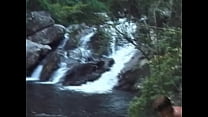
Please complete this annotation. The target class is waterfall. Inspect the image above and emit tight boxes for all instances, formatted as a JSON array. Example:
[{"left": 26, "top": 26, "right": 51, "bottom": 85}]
[
  {"left": 59, "top": 18, "right": 138, "bottom": 94},
  {"left": 27, "top": 17, "right": 138, "bottom": 94},
  {"left": 31, "top": 65, "right": 43, "bottom": 78},
  {"left": 61, "top": 44, "right": 137, "bottom": 93},
  {"left": 79, "top": 32, "right": 95, "bottom": 47},
  {"left": 110, "top": 33, "right": 116, "bottom": 55},
  {"left": 36, "top": 31, "right": 96, "bottom": 84},
  {"left": 26, "top": 65, "right": 43, "bottom": 81},
  {"left": 75, "top": 31, "right": 95, "bottom": 62},
  {"left": 26, "top": 33, "right": 69, "bottom": 82},
  {"left": 58, "top": 33, "right": 69, "bottom": 49},
  {"left": 37, "top": 62, "right": 69, "bottom": 85},
  {"left": 49, "top": 63, "right": 68, "bottom": 84}
]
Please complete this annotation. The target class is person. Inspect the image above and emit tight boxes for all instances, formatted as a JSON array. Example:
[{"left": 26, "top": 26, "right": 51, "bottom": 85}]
[{"left": 152, "top": 95, "right": 182, "bottom": 117}]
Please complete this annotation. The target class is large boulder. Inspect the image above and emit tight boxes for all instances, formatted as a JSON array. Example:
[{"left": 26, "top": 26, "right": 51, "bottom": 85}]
[
  {"left": 62, "top": 63, "right": 98, "bottom": 85},
  {"left": 97, "top": 57, "right": 115, "bottom": 71},
  {"left": 26, "top": 40, "right": 51, "bottom": 75},
  {"left": 63, "top": 34, "right": 78, "bottom": 50},
  {"left": 27, "top": 24, "right": 65, "bottom": 48},
  {"left": 39, "top": 50, "right": 61, "bottom": 81},
  {"left": 114, "top": 51, "right": 150, "bottom": 92},
  {"left": 26, "top": 11, "right": 55, "bottom": 36},
  {"left": 62, "top": 58, "right": 114, "bottom": 86}
]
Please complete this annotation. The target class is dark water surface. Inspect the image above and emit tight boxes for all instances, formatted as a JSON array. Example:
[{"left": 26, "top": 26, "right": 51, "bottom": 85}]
[{"left": 26, "top": 82, "right": 135, "bottom": 117}]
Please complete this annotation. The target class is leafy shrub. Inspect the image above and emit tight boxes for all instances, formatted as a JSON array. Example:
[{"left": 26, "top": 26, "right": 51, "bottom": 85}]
[{"left": 128, "top": 27, "right": 182, "bottom": 117}]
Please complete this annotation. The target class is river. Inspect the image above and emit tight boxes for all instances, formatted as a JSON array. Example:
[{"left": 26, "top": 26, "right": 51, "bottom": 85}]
[{"left": 26, "top": 82, "right": 134, "bottom": 117}]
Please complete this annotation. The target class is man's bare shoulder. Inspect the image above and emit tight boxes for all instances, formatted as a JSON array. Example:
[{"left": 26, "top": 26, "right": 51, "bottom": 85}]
[{"left": 173, "top": 106, "right": 182, "bottom": 117}]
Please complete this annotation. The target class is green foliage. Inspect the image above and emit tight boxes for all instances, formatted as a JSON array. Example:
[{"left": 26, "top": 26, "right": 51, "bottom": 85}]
[
  {"left": 102, "top": 0, "right": 164, "bottom": 19},
  {"left": 128, "top": 27, "right": 182, "bottom": 117},
  {"left": 43, "top": 1, "right": 87, "bottom": 25},
  {"left": 82, "top": 0, "right": 108, "bottom": 12},
  {"left": 127, "top": 1, "right": 182, "bottom": 117},
  {"left": 154, "top": 27, "right": 181, "bottom": 55},
  {"left": 26, "top": 0, "right": 43, "bottom": 11},
  {"left": 105, "top": 0, "right": 180, "bottom": 26},
  {"left": 27, "top": 0, "right": 108, "bottom": 25},
  {"left": 107, "top": 0, "right": 127, "bottom": 17},
  {"left": 27, "top": 0, "right": 181, "bottom": 26},
  {"left": 102, "top": 0, "right": 140, "bottom": 18}
]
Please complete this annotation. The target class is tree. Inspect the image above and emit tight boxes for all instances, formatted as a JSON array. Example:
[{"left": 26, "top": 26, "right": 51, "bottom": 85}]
[
  {"left": 126, "top": 0, "right": 182, "bottom": 116},
  {"left": 128, "top": 27, "right": 182, "bottom": 117}
]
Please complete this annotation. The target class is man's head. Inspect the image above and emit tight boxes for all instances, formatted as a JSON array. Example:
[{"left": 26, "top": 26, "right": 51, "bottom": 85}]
[{"left": 152, "top": 96, "right": 174, "bottom": 117}]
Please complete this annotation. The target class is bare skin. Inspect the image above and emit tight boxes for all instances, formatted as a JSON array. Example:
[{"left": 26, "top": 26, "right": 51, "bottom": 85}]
[
  {"left": 158, "top": 106, "right": 182, "bottom": 117},
  {"left": 173, "top": 106, "right": 182, "bottom": 117}
]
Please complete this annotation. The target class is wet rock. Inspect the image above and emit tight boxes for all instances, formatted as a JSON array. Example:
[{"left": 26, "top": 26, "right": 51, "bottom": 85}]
[
  {"left": 62, "top": 58, "right": 115, "bottom": 86},
  {"left": 39, "top": 51, "right": 61, "bottom": 81},
  {"left": 114, "top": 51, "right": 150, "bottom": 92},
  {"left": 26, "top": 40, "right": 51, "bottom": 75},
  {"left": 26, "top": 11, "right": 55, "bottom": 36},
  {"left": 63, "top": 38, "right": 78, "bottom": 50},
  {"left": 27, "top": 24, "right": 65, "bottom": 48},
  {"left": 62, "top": 63, "right": 98, "bottom": 85}
]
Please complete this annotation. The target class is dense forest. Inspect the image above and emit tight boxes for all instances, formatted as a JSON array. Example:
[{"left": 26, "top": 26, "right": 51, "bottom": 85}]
[{"left": 27, "top": 0, "right": 182, "bottom": 117}]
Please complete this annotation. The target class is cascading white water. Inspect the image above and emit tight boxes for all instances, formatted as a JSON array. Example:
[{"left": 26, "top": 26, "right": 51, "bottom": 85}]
[
  {"left": 27, "top": 17, "right": 139, "bottom": 94},
  {"left": 58, "top": 33, "right": 70, "bottom": 49},
  {"left": 37, "top": 31, "right": 96, "bottom": 84},
  {"left": 60, "top": 18, "right": 138, "bottom": 93},
  {"left": 26, "top": 65, "right": 43, "bottom": 81},
  {"left": 74, "top": 32, "right": 95, "bottom": 62},
  {"left": 37, "top": 62, "right": 69, "bottom": 84},
  {"left": 65, "top": 31, "right": 95, "bottom": 63},
  {"left": 31, "top": 65, "right": 43, "bottom": 78},
  {"left": 61, "top": 44, "right": 138, "bottom": 93},
  {"left": 79, "top": 32, "right": 95, "bottom": 46},
  {"left": 26, "top": 33, "right": 70, "bottom": 82},
  {"left": 49, "top": 63, "right": 68, "bottom": 83}
]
